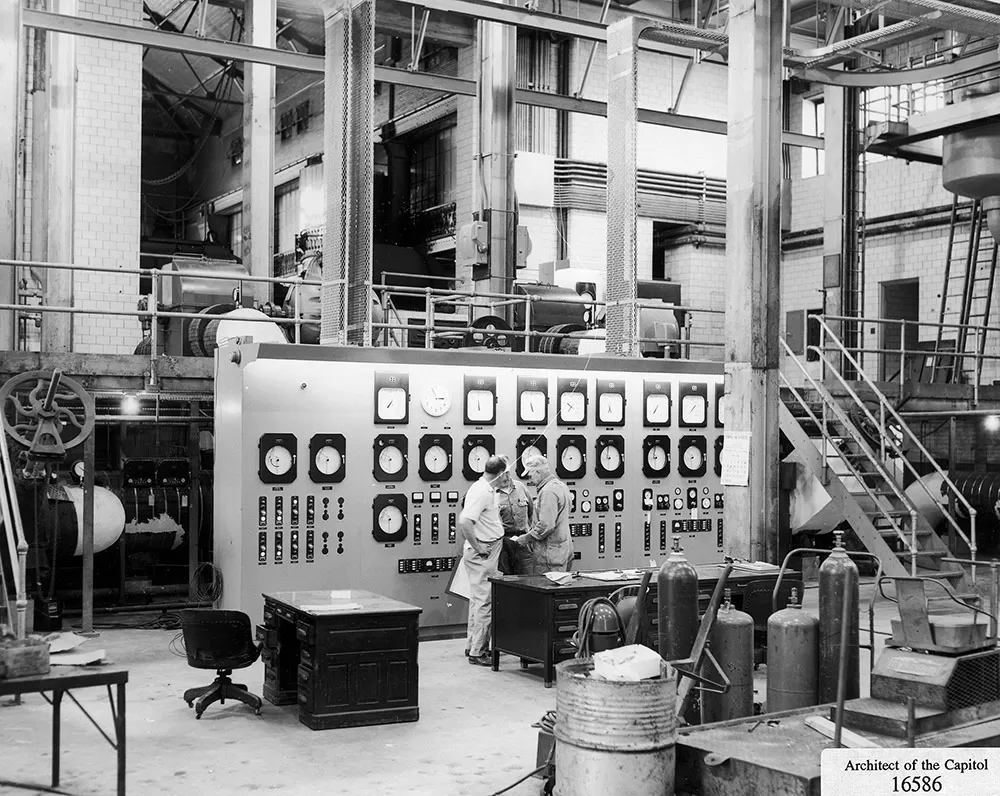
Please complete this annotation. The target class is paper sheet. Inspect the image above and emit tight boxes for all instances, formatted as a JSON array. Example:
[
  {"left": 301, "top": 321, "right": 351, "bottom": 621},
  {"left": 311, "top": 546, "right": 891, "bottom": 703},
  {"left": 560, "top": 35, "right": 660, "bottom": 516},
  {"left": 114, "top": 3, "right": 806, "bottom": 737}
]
[
  {"left": 300, "top": 603, "right": 363, "bottom": 612},
  {"left": 45, "top": 632, "right": 88, "bottom": 654},
  {"left": 51, "top": 649, "right": 106, "bottom": 666},
  {"left": 721, "top": 432, "right": 752, "bottom": 486}
]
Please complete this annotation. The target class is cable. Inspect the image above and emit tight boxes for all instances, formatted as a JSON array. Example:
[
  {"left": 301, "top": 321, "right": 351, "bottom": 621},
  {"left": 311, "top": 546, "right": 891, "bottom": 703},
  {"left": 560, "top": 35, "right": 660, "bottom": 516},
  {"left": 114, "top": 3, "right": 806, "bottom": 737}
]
[
  {"left": 0, "top": 779, "right": 81, "bottom": 796},
  {"left": 190, "top": 561, "right": 223, "bottom": 604},
  {"left": 488, "top": 764, "right": 550, "bottom": 796}
]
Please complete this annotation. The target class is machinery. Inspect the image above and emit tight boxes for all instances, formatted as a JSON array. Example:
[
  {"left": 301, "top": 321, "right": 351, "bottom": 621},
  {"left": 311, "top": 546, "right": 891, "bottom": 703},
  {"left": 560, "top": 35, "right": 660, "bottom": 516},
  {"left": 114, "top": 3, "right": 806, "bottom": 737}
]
[{"left": 214, "top": 343, "right": 727, "bottom": 628}]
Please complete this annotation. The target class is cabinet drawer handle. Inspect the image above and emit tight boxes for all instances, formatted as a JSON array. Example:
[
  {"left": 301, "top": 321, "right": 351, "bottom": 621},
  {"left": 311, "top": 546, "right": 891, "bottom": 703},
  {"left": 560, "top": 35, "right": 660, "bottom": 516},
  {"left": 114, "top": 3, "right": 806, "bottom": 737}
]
[
  {"left": 557, "top": 625, "right": 576, "bottom": 633},
  {"left": 556, "top": 602, "right": 579, "bottom": 611},
  {"left": 556, "top": 646, "right": 576, "bottom": 655}
]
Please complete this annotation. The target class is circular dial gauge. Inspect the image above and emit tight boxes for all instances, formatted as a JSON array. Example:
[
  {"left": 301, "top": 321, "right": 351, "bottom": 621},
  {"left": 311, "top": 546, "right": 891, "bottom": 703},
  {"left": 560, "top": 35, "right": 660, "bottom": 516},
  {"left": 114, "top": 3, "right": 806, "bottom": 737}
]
[
  {"left": 264, "top": 445, "right": 293, "bottom": 476},
  {"left": 71, "top": 460, "right": 86, "bottom": 480},
  {"left": 521, "top": 445, "right": 543, "bottom": 468},
  {"left": 646, "top": 444, "right": 667, "bottom": 471},
  {"left": 560, "top": 444, "right": 583, "bottom": 472},
  {"left": 314, "top": 445, "right": 342, "bottom": 476},
  {"left": 378, "top": 505, "right": 404, "bottom": 535},
  {"left": 701, "top": 497, "right": 712, "bottom": 510},
  {"left": 467, "top": 445, "right": 490, "bottom": 474},
  {"left": 599, "top": 444, "right": 622, "bottom": 471},
  {"left": 423, "top": 444, "right": 449, "bottom": 474},
  {"left": 580, "top": 499, "right": 593, "bottom": 513},
  {"left": 559, "top": 392, "right": 585, "bottom": 424},
  {"left": 673, "top": 497, "right": 684, "bottom": 510},
  {"left": 645, "top": 394, "right": 670, "bottom": 425},
  {"left": 378, "top": 445, "right": 405, "bottom": 475},
  {"left": 683, "top": 444, "right": 704, "bottom": 471},
  {"left": 421, "top": 384, "right": 452, "bottom": 417},
  {"left": 681, "top": 394, "right": 707, "bottom": 425}
]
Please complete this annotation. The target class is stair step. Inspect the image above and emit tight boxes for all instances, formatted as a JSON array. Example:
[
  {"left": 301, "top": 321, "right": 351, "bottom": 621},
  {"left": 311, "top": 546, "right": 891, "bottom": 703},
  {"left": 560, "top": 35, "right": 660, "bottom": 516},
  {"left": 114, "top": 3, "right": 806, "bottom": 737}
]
[
  {"left": 897, "top": 550, "right": 947, "bottom": 559},
  {"left": 877, "top": 528, "right": 931, "bottom": 538}
]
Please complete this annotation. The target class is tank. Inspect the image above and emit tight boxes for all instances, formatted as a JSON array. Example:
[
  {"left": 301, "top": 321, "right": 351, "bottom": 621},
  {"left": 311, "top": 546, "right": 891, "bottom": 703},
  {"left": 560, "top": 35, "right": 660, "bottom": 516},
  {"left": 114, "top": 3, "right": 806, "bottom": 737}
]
[
  {"left": 766, "top": 587, "right": 819, "bottom": 712},
  {"left": 818, "top": 532, "right": 860, "bottom": 703},
  {"left": 554, "top": 658, "right": 677, "bottom": 796},
  {"left": 588, "top": 602, "right": 624, "bottom": 653},
  {"left": 62, "top": 485, "right": 127, "bottom": 555},
  {"left": 701, "top": 592, "right": 754, "bottom": 723},
  {"left": 942, "top": 122, "right": 1000, "bottom": 201},
  {"left": 657, "top": 539, "right": 699, "bottom": 661}
]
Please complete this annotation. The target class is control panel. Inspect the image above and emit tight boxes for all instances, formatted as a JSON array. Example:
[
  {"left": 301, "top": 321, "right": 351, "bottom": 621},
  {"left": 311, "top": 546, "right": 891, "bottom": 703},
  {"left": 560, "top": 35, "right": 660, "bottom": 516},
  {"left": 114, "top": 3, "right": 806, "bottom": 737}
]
[{"left": 215, "top": 345, "right": 725, "bottom": 629}]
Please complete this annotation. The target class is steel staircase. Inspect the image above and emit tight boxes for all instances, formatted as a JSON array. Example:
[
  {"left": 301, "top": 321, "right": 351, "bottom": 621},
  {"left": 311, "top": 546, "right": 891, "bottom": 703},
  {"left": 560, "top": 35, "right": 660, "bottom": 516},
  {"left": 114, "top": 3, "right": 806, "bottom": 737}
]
[
  {"left": 932, "top": 196, "right": 999, "bottom": 384},
  {"left": 780, "top": 317, "right": 978, "bottom": 595}
]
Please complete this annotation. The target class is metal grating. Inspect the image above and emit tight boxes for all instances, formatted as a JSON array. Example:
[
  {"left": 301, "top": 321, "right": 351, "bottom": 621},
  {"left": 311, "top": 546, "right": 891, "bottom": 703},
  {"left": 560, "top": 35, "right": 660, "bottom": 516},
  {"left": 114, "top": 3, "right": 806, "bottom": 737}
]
[{"left": 947, "top": 650, "right": 1000, "bottom": 710}]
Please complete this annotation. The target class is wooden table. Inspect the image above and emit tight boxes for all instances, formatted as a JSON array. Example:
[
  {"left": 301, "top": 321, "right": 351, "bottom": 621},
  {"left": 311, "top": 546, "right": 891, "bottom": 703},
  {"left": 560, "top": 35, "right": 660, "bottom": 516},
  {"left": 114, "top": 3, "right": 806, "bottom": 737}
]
[
  {"left": 0, "top": 666, "right": 128, "bottom": 796},
  {"left": 490, "top": 565, "right": 798, "bottom": 687},
  {"left": 260, "top": 589, "right": 422, "bottom": 729}
]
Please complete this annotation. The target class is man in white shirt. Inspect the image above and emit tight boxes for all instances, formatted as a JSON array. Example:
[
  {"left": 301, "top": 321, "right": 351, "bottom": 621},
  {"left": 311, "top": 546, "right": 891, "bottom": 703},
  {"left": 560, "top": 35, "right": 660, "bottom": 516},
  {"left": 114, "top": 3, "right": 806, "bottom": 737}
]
[{"left": 458, "top": 455, "right": 507, "bottom": 666}]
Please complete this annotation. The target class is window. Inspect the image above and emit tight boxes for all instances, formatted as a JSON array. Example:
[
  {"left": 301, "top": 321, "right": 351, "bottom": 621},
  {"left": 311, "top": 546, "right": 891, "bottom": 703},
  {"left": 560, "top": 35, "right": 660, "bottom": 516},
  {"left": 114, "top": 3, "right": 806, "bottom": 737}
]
[
  {"left": 228, "top": 210, "right": 243, "bottom": 253},
  {"left": 515, "top": 31, "right": 557, "bottom": 155},
  {"left": 409, "top": 122, "right": 456, "bottom": 213},
  {"left": 801, "top": 98, "right": 825, "bottom": 178},
  {"left": 274, "top": 180, "right": 300, "bottom": 256}
]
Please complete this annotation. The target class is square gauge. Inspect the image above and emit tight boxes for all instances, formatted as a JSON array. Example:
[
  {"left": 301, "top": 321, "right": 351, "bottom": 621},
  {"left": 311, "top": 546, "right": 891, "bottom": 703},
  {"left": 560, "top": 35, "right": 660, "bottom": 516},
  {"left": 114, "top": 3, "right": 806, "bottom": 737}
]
[
  {"left": 464, "top": 375, "right": 497, "bottom": 425},
  {"left": 678, "top": 382, "right": 708, "bottom": 428},
  {"left": 596, "top": 380, "right": 626, "bottom": 427},
  {"left": 643, "top": 380, "right": 671, "bottom": 427},
  {"left": 517, "top": 375, "right": 548, "bottom": 426},
  {"left": 556, "top": 377, "right": 588, "bottom": 426},
  {"left": 373, "top": 372, "right": 409, "bottom": 424}
]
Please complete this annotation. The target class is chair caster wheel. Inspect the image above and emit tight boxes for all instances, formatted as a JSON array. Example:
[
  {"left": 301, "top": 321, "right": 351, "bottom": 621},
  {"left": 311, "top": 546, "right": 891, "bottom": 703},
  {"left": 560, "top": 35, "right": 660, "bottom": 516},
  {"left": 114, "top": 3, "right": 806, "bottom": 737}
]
[
  {"left": 185, "top": 700, "right": 193, "bottom": 708},
  {"left": 254, "top": 708, "right": 261, "bottom": 716},
  {"left": 195, "top": 711, "right": 204, "bottom": 720}
]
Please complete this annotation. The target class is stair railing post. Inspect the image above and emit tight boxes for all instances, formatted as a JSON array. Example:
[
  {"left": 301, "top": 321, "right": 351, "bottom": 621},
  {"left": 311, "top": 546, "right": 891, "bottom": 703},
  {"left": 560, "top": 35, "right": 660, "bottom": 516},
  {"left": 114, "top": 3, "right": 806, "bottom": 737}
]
[
  {"left": 910, "top": 509, "right": 918, "bottom": 576},
  {"left": 974, "top": 325, "right": 983, "bottom": 405},
  {"left": 898, "top": 318, "right": 906, "bottom": 403},
  {"left": 880, "top": 402, "right": 886, "bottom": 462},
  {"left": 821, "top": 399, "right": 829, "bottom": 478}
]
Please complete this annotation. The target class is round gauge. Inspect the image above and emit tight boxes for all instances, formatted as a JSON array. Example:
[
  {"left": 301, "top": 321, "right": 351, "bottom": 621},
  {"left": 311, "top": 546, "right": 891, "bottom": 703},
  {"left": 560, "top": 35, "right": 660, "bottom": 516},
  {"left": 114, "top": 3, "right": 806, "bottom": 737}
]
[
  {"left": 673, "top": 497, "right": 684, "bottom": 510},
  {"left": 71, "top": 460, "right": 86, "bottom": 480},
  {"left": 378, "top": 505, "right": 404, "bottom": 535},
  {"left": 561, "top": 444, "right": 583, "bottom": 472},
  {"left": 580, "top": 499, "right": 593, "bottom": 513},
  {"left": 378, "top": 445, "right": 405, "bottom": 475},
  {"left": 701, "top": 497, "right": 712, "bottom": 510},
  {"left": 423, "top": 444, "right": 449, "bottom": 474},
  {"left": 314, "top": 445, "right": 342, "bottom": 476},
  {"left": 646, "top": 444, "right": 667, "bottom": 472},
  {"left": 600, "top": 445, "right": 622, "bottom": 471},
  {"left": 675, "top": 487, "right": 682, "bottom": 495},
  {"left": 421, "top": 384, "right": 452, "bottom": 417},
  {"left": 467, "top": 445, "right": 490, "bottom": 475},
  {"left": 683, "top": 444, "right": 705, "bottom": 471},
  {"left": 265, "top": 445, "right": 293, "bottom": 476},
  {"left": 703, "top": 487, "right": 710, "bottom": 494}
]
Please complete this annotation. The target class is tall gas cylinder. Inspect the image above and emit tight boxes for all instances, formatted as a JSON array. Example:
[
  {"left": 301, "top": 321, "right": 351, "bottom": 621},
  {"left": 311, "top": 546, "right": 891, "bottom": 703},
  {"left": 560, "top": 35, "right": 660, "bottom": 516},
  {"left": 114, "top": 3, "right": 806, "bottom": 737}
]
[
  {"left": 657, "top": 539, "right": 699, "bottom": 661},
  {"left": 701, "top": 591, "right": 754, "bottom": 723},
  {"left": 818, "top": 532, "right": 859, "bottom": 703},
  {"left": 766, "top": 588, "right": 819, "bottom": 712}
]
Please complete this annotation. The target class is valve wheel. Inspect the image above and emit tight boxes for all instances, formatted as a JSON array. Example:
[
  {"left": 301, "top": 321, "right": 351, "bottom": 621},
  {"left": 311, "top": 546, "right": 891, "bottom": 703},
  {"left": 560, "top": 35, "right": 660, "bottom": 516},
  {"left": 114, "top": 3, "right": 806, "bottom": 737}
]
[{"left": 0, "top": 370, "right": 95, "bottom": 453}]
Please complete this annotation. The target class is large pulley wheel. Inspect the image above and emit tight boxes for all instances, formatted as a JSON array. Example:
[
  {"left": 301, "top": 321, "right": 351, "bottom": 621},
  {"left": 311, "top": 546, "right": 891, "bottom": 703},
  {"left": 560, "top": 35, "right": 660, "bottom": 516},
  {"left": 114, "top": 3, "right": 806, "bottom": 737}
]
[
  {"left": 464, "top": 315, "right": 513, "bottom": 350},
  {"left": 0, "top": 369, "right": 95, "bottom": 458}
]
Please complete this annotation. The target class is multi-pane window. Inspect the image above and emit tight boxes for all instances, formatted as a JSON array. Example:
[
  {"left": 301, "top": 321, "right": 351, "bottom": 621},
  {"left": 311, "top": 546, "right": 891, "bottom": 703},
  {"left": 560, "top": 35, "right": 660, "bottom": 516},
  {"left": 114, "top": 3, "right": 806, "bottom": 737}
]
[
  {"left": 409, "top": 123, "right": 456, "bottom": 213},
  {"left": 274, "top": 180, "right": 300, "bottom": 255},
  {"left": 228, "top": 210, "right": 243, "bottom": 253},
  {"left": 801, "top": 98, "right": 825, "bottom": 178}
]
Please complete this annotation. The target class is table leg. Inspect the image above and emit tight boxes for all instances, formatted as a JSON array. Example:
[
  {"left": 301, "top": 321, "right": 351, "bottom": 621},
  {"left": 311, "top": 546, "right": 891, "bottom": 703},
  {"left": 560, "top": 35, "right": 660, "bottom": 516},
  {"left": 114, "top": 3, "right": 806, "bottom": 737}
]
[
  {"left": 491, "top": 648, "right": 500, "bottom": 672},
  {"left": 52, "top": 689, "right": 63, "bottom": 787},
  {"left": 117, "top": 682, "right": 126, "bottom": 796},
  {"left": 544, "top": 654, "right": 554, "bottom": 688}
]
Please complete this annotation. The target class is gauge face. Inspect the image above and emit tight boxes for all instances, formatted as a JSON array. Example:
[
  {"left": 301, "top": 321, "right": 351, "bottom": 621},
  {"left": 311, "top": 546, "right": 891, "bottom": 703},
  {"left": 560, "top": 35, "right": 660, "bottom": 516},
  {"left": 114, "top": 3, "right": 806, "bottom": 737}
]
[
  {"left": 561, "top": 445, "right": 583, "bottom": 472},
  {"left": 314, "top": 445, "right": 342, "bottom": 476},
  {"left": 600, "top": 445, "right": 621, "bottom": 471},
  {"left": 421, "top": 384, "right": 452, "bottom": 417},
  {"left": 378, "top": 505, "right": 404, "bottom": 535},
  {"left": 521, "top": 445, "right": 543, "bottom": 466},
  {"left": 466, "top": 389, "right": 495, "bottom": 423},
  {"left": 467, "top": 445, "right": 490, "bottom": 474},
  {"left": 681, "top": 394, "right": 707, "bottom": 426},
  {"left": 645, "top": 393, "right": 670, "bottom": 426},
  {"left": 265, "top": 445, "right": 293, "bottom": 476},
  {"left": 683, "top": 444, "right": 704, "bottom": 471},
  {"left": 646, "top": 444, "right": 667, "bottom": 471},
  {"left": 378, "top": 445, "right": 405, "bottom": 475},
  {"left": 423, "top": 444, "right": 449, "bottom": 474},
  {"left": 519, "top": 390, "right": 546, "bottom": 424},
  {"left": 559, "top": 392, "right": 586, "bottom": 424},
  {"left": 376, "top": 386, "right": 407, "bottom": 422},
  {"left": 598, "top": 393, "right": 624, "bottom": 425},
  {"left": 71, "top": 460, "right": 86, "bottom": 480},
  {"left": 717, "top": 394, "right": 727, "bottom": 427}
]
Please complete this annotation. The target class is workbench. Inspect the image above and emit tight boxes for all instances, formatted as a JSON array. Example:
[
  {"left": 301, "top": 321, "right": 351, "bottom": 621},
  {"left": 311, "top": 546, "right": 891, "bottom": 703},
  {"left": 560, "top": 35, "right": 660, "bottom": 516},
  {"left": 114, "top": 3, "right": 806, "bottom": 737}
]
[{"left": 490, "top": 565, "right": 799, "bottom": 686}]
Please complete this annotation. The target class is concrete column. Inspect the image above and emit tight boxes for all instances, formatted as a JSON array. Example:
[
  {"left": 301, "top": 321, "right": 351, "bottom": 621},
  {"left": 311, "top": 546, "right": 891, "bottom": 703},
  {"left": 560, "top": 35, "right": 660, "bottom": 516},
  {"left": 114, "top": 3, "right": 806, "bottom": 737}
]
[
  {"left": 723, "top": 0, "right": 783, "bottom": 561},
  {"left": 0, "top": 0, "right": 21, "bottom": 351},
  {"left": 241, "top": 0, "right": 276, "bottom": 306},
  {"left": 42, "top": 0, "right": 76, "bottom": 353},
  {"left": 475, "top": 12, "right": 517, "bottom": 306}
]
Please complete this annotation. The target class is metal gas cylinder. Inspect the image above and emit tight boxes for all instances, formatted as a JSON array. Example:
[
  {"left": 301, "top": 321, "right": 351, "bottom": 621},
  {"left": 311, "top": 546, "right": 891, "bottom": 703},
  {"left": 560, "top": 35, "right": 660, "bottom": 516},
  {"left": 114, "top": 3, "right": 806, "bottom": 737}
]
[
  {"left": 657, "top": 539, "right": 699, "bottom": 661},
  {"left": 701, "top": 591, "right": 754, "bottom": 723},
  {"left": 818, "top": 532, "right": 859, "bottom": 703},
  {"left": 766, "top": 587, "right": 819, "bottom": 712}
]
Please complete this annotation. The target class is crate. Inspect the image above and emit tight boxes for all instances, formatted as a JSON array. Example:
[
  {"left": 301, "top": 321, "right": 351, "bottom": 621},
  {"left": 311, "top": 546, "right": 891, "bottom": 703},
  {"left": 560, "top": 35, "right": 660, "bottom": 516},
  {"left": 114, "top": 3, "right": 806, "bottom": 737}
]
[{"left": 0, "top": 637, "right": 51, "bottom": 679}]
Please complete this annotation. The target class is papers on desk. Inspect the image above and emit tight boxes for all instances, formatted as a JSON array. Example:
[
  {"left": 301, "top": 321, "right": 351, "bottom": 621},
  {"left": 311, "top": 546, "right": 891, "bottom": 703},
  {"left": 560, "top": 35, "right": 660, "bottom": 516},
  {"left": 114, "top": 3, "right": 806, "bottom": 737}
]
[
  {"left": 299, "top": 603, "right": 364, "bottom": 612},
  {"left": 730, "top": 561, "right": 780, "bottom": 572},
  {"left": 583, "top": 569, "right": 644, "bottom": 582}
]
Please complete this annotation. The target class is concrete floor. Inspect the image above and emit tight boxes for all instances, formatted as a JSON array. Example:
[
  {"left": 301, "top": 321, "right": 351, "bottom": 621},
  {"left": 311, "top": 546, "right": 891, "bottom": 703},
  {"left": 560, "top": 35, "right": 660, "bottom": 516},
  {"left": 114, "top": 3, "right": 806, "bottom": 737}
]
[{"left": 0, "top": 576, "right": 981, "bottom": 796}]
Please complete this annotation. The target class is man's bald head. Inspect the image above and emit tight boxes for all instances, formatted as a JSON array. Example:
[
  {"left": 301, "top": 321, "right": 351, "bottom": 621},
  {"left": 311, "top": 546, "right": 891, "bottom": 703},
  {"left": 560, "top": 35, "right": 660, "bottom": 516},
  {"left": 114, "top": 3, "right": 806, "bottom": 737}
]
[{"left": 523, "top": 454, "right": 552, "bottom": 483}]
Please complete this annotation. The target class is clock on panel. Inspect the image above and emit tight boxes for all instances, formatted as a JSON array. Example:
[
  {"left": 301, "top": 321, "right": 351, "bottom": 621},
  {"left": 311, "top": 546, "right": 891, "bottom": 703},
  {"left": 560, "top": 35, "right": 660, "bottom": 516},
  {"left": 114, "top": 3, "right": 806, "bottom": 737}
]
[
  {"left": 678, "top": 382, "right": 708, "bottom": 428},
  {"left": 642, "top": 435, "right": 671, "bottom": 479},
  {"left": 374, "top": 372, "right": 409, "bottom": 424},
  {"left": 464, "top": 375, "right": 497, "bottom": 426},
  {"left": 259, "top": 433, "right": 297, "bottom": 485},
  {"left": 418, "top": 434, "right": 453, "bottom": 482},
  {"left": 596, "top": 379, "right": 626, "bottom": 427},
  {"left": 556, "top": 377, "right": 588, "bottom": 426},
  {"left": 372, "top": 494, "right": 407, "bottom": 543},
  {"left": 373, "top": 434, "right": 408, "bottom": 483},
  {"left": 594, "top": 435, "right": 625, "bottom": 479},
  {"left": 516, "top": 435, "right": 547, "bottom": 479},
  {"left": 643, "top": 380, "right": 672, "bottom": 428},
  {"left": 556, "top": 435, "right": 586, "bottom": 481},
  {"left": 678, "top": 435, "right": 707, "bottom": 478},
  {"left": 516, "top": 375, "right": 548, "bottom": 426},
  {"left": 462, "top": 435, "right": 495, "bottom": 481},
  {"left": 308, "top": 433, "right": 346, "bottom": 483},
  {"left": 421, "top": 384, "right": 452, "bottom": 418}
]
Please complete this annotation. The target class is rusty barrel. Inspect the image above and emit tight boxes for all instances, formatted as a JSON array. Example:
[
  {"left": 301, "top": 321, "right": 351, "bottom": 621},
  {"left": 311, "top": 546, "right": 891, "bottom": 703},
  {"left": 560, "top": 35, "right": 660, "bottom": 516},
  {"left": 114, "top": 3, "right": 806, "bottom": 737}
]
[{"left": 554, "top": 658, "right": 677, "bottom": 796}]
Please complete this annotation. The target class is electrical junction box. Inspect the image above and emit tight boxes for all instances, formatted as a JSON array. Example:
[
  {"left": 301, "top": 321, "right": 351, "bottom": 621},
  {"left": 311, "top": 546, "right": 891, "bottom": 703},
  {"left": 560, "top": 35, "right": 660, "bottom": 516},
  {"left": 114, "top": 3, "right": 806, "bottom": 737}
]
[{"left": 456, "top": 221, "right": 489, "bottom": 269}]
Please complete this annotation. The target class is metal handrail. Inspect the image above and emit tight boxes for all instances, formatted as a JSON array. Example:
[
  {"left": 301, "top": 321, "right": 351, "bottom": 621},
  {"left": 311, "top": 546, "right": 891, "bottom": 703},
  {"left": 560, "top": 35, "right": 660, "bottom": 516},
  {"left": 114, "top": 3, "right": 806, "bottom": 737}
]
[{"left": 810, "top": 315, "right": 978, "bottom": 576}]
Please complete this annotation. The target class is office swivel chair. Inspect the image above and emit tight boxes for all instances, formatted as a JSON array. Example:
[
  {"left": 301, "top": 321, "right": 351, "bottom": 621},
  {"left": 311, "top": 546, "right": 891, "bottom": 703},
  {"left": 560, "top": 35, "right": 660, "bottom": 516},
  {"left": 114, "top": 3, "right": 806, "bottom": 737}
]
[{"left": 179, "top": 609, "right": 263, "bottom": 719}]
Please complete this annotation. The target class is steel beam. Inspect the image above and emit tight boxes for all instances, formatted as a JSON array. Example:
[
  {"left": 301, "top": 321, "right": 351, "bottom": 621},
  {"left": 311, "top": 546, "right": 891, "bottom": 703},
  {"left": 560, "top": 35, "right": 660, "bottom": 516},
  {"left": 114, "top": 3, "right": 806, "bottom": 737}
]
[{"left": 0, "top": 0, "right": 21, "bottom": 351}]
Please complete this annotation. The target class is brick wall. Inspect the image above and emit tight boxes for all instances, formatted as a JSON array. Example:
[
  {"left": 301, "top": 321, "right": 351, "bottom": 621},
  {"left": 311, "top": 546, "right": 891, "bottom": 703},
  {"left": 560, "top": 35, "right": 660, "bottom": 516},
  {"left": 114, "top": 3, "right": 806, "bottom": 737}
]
[
  {"left": 663, "top": 242, "right": 726, "bottom": 361},
  {"left": 71, "top": 0, "right": 143, "bottom": 354}
]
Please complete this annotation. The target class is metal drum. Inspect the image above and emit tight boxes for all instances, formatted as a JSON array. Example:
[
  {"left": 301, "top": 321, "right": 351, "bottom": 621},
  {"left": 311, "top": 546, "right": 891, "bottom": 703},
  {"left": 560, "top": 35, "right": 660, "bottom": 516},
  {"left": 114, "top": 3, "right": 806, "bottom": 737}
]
[
  {"left": 766, "top": 588, "right": 819, "bottom": 712},
  {"left": 818, "top": 533, "right": 860, "bottom": 703},
  {"left": 701, "top": 597, "right": 754, "bottom": 723},
  {"left": 554, "top": 658, "right": 677, "bottom": 796}
]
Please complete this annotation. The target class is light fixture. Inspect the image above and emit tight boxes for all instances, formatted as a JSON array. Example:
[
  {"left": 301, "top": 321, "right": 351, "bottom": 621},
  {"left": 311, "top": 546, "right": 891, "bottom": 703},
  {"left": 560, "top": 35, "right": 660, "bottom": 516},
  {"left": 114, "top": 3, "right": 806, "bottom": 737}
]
[
  {"left": 985, "top": 415, "right": 1000, "bottom": 433},
  {"left": 120, "top": 395, "right": 140, "bottom": 416}
]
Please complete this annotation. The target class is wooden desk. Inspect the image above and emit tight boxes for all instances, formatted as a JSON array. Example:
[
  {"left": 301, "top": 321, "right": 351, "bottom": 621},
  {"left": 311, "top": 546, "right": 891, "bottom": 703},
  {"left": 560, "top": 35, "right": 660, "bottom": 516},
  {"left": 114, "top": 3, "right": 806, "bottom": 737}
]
[
  {"left": 0, "top": 666, "right": 128, "bottom": 796},
  {"left": 490, "top": 566, "right": 798, "bottom": 687},
  {"left": 260, "top": 590, "right": 422, "bottom": 730}
]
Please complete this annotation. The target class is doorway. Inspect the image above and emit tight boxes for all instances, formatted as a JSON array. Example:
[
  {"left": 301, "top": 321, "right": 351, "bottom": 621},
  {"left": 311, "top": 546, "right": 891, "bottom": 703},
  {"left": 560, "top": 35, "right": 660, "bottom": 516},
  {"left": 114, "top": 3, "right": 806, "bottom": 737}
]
[{"left": 879, "top": 279, "right": 920, "bottom": 382}]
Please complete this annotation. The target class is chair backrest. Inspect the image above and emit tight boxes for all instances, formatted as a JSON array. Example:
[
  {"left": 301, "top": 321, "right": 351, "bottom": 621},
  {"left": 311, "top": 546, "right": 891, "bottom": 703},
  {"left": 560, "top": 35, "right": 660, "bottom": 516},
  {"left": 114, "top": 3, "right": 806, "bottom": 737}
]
[
  {"left": 179, "top": 609, "right": 259, "bottom": 671},
  {"left": 741, "top": 578, "right": 804, "bottom": 631}
]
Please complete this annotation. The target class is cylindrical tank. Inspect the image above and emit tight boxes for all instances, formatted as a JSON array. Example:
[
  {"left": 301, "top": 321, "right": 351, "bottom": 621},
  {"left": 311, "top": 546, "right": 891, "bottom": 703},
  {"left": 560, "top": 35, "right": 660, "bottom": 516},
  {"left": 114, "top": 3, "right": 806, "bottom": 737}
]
[
  {"left": 766, "top": 588, "right": 819, "bottom": 712},
  {"left": 818, "top": 533, "right": 860, "bottom": 703},
  {"left": 587, "top": 601, "right": 623, "bottom": 653},
  {"left": 942, "top": 122, "right": 1000, "bottom": 201},
  {"left": 62, "top": 485, "right": 126, "bottom": 556},
  {"left": 120, "top": 487, "right": 193, "bottom": 554},
  {"left": 701, "top": 595, "right": 754, "bottom": 723},
  {"left": 657, "top": 540, "right": 699, "bottom": 661},
  {"left": 554, "top": 658, "right": 677, "bottom": 796}
]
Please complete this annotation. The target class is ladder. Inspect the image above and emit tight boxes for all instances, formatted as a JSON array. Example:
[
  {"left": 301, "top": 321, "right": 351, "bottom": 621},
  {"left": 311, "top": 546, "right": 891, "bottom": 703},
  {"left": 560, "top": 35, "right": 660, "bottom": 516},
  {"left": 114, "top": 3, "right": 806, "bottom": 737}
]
[
  {"left": 842, "top": 104, "right": 867, "bottom": 379},
  {"left": 933, "top": 196, "right": 999, "bottom": 384}
]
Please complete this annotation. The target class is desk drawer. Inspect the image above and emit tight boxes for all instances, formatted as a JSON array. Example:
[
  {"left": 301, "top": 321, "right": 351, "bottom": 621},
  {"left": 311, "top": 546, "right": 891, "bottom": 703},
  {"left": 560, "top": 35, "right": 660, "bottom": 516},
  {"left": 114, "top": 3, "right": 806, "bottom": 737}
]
[
  {"left": 554, "top": 598, "right": 583, "bottom": 615},
  {"left": 553, "top": 621, "right": 578, "bottom": 639},
  {"left": 296, "top": 620, "right": 315, "bottom": 644},
  {"left": 297, "top": 662, "right": 313, "bottom": 688},
  {"left": 552, "top": 642, "right": 578, "bottom": 663}
]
